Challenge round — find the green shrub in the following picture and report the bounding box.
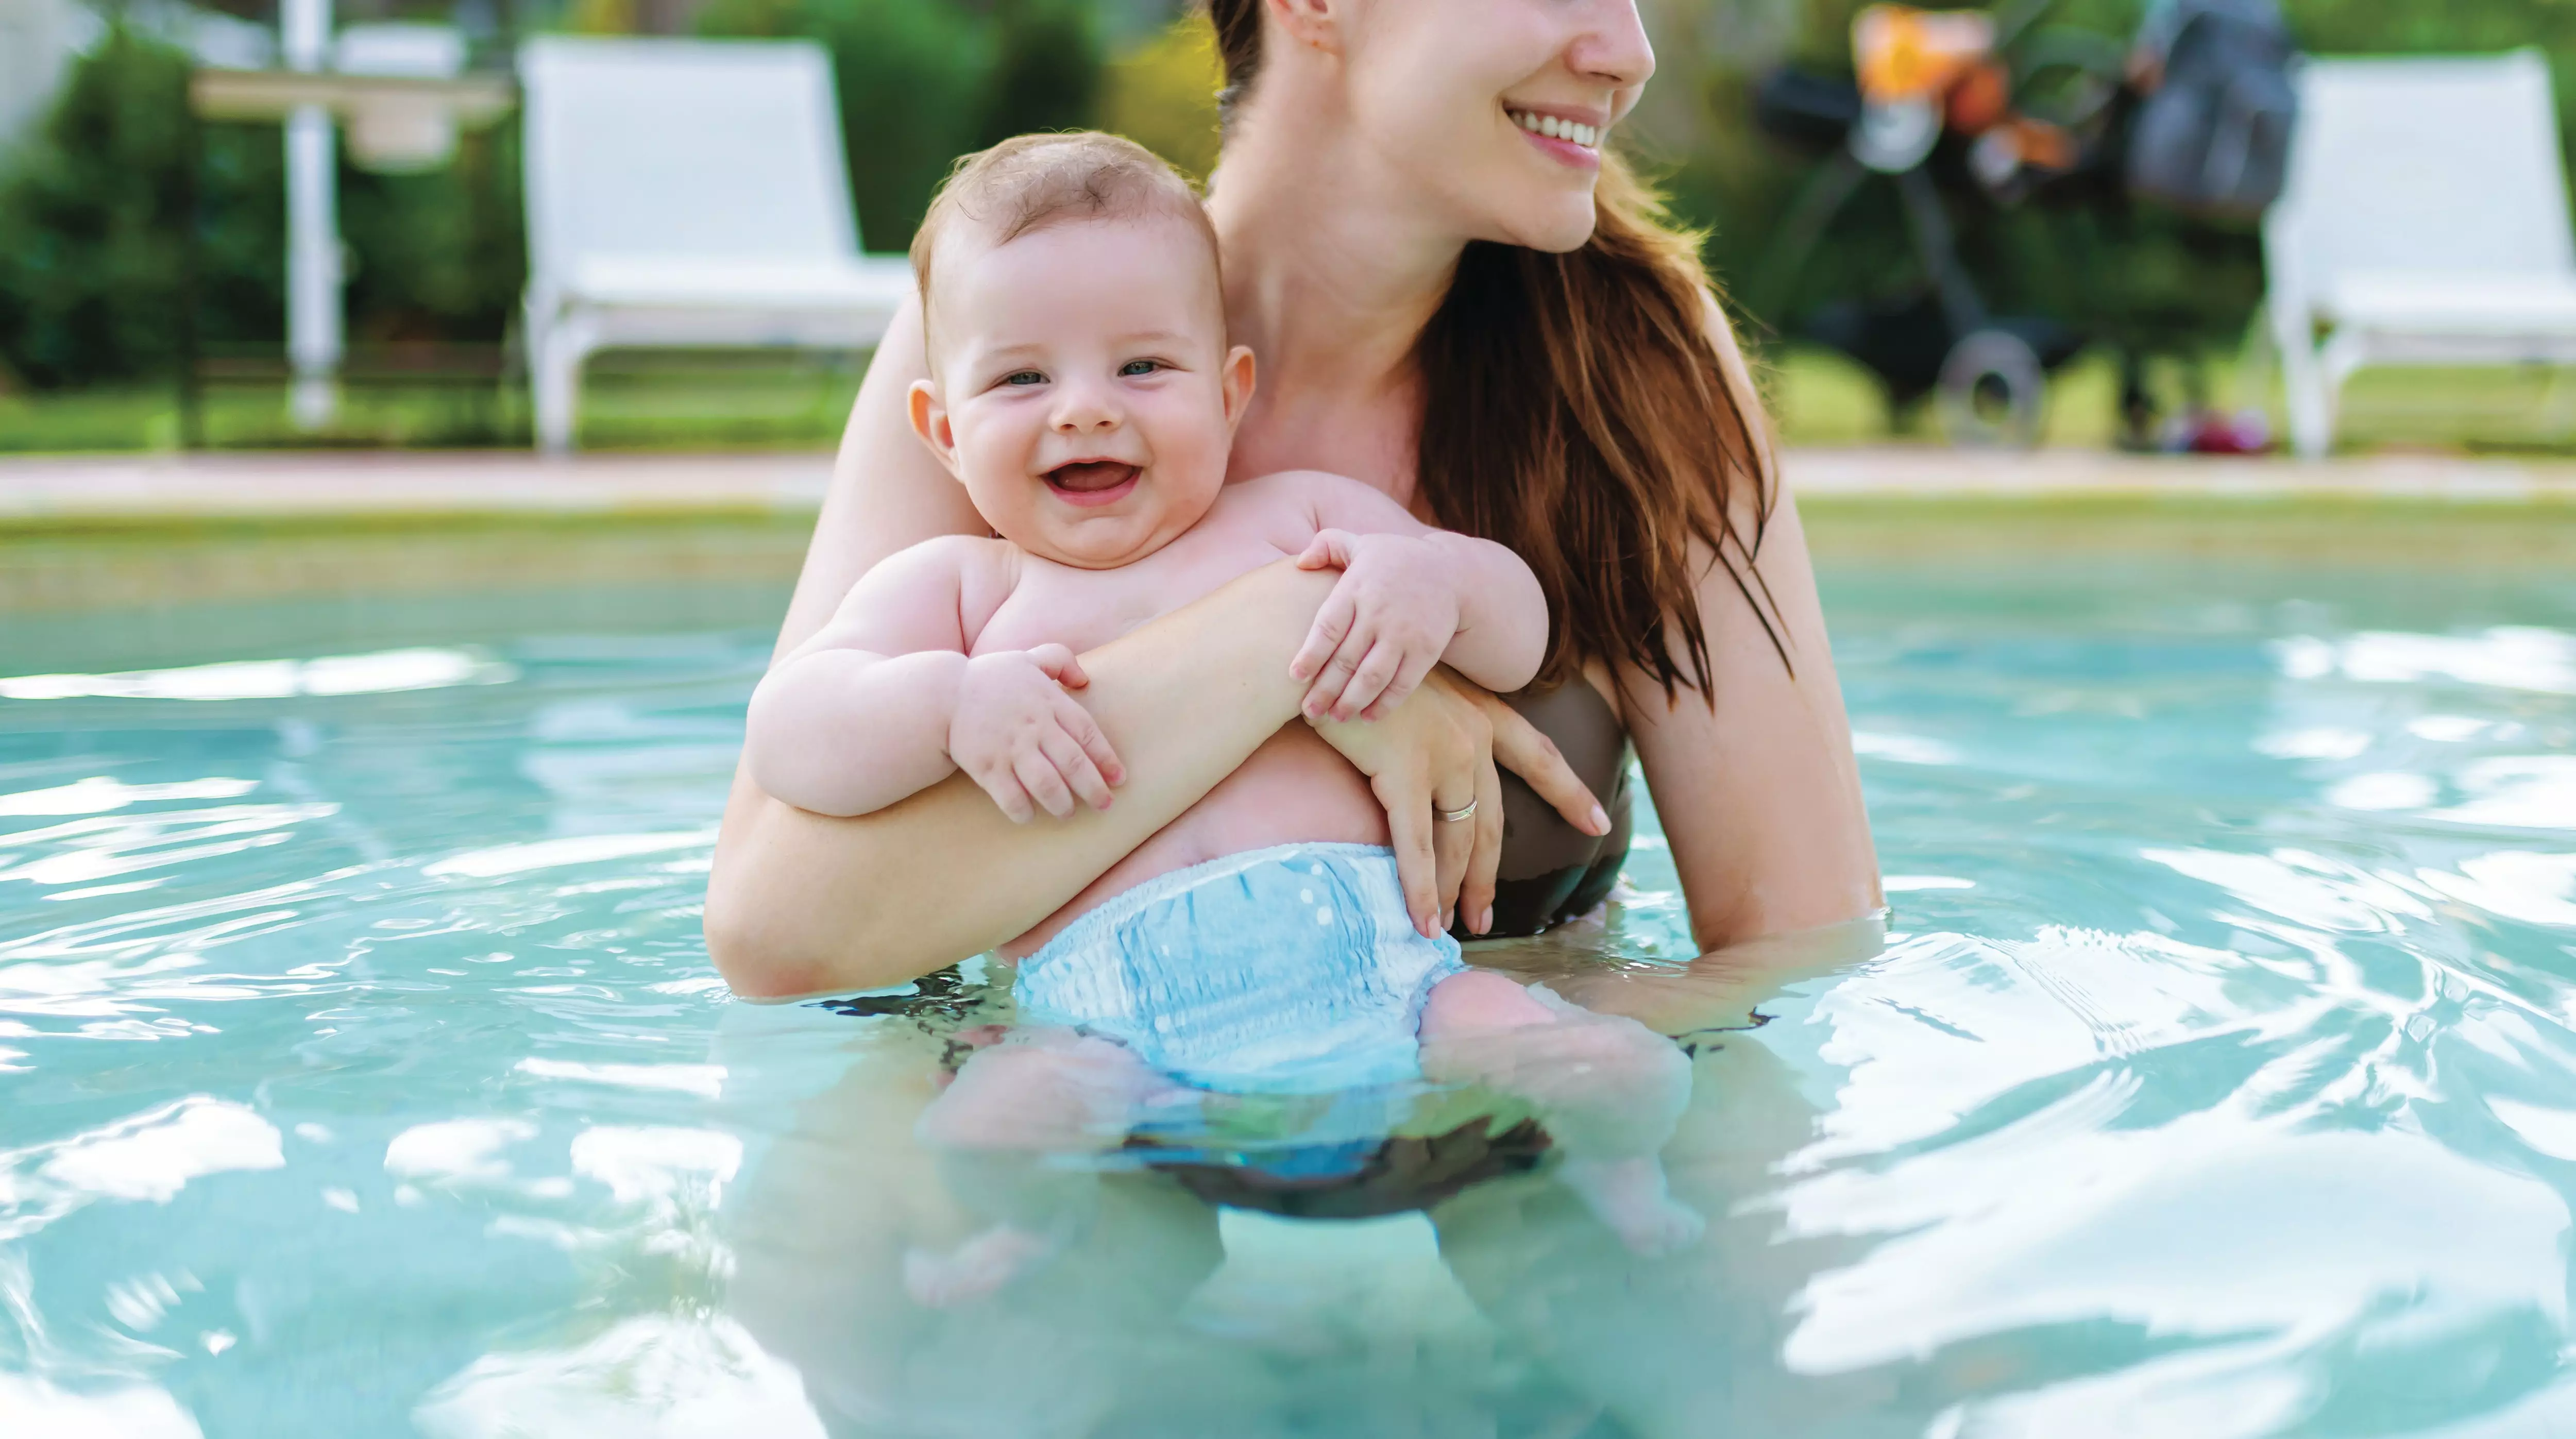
[979,0,1105,148]
[0,27,202,389]
[0,24,522,392]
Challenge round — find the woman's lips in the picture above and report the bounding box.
[1044,461,1141,507]
[1507,107,1605,171]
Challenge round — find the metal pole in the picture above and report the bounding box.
[282,0,341,432]
[177,99,206,450]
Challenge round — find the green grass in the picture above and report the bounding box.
[0,350,867,454]
[1762,342,2576,453]
[8,344,2576,456]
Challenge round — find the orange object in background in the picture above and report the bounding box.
[1854,5,1997,106]
[1946,60,2011,132]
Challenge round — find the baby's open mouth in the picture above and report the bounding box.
[1044,461,1141,507]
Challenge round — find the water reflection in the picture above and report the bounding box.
[2,565,2574,1434]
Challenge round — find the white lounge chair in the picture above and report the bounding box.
[2265,50,2576,458]
[518,36,913,453]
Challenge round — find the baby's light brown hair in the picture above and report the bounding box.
[911,131,1222,353]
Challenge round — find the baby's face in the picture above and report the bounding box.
[910,216,1252,570]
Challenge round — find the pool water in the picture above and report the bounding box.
[4,521,2575,1436]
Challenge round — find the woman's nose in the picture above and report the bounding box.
[1569,0,1655,90]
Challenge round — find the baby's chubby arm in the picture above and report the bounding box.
[744,536,1124,822]
[1245,470,1548,722]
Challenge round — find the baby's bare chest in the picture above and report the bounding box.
[970,527,1296,657]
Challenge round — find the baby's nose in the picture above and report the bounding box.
[1053,379,1122,431]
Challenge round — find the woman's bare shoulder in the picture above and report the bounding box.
[772,290,990,659]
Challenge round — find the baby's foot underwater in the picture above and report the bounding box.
[1557,1154,1707,1256]
[904,1224,1061,1308]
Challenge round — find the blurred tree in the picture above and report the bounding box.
[0,26,199,388]
[980,0,1105,146]
[567,0,640,32]
[1102,7,1221,180]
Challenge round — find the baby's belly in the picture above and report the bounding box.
[1001,724,1387,958]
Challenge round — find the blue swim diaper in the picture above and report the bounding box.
[1011,842,1464,1093]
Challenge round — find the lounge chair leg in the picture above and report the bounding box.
[2275,305,2332,460]
[531,316,591,455]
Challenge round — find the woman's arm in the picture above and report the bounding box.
[1621,490,1884,953]
[707,294,1604,995]
[709,560,1344,997]
[1617,296,1883,953]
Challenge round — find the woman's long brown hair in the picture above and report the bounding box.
[1209,0,1787,698]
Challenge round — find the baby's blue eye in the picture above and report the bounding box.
[1003,370,1045,386]
[1119,360,1162,377]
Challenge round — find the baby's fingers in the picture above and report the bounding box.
[1053,695,1126,792]
[1331,640,1405,721]
[1290,590,1358,685]
[1027,643,1089,689]
[1359,648,1443,722]
[1295,529,1358,572]
[1302,621,1381,720]
[968,763,1037,824]
[1038,724,1115,812]
[1011,750,1078,820]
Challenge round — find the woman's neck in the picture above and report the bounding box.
[1207,107,1465,456]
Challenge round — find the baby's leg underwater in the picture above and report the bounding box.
[1418,970,1704,1254]
[909,1028,1177,1306]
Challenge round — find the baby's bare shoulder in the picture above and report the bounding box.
[1222,468,1373,509]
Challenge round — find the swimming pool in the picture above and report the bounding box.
[3,502,2572,1436]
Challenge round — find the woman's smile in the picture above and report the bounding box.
[1506,105,1606,167]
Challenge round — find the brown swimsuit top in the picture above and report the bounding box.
[1472,679,1634,939]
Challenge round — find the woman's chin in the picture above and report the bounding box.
[1489,206,1601,256]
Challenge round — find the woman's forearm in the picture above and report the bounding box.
[707,560,1341,998]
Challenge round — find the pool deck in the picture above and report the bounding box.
[5,445,2576,522]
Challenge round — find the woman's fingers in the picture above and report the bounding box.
[1430,781,1475,932]
[1375,769,1442,937]
[1459,750,1506,935]
[1486,694,1610,835]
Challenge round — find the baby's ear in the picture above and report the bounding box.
[1220,345,1257,432]
[907,379,963,478]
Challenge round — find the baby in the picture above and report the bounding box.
[745,134,1699,1298]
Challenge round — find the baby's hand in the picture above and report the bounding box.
[947,646,1125,822]
[1290,530,1464,722]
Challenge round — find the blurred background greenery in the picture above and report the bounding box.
[3,0,2574,452]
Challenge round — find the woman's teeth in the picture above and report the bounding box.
[1511,110,1601,148]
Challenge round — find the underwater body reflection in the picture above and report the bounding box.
[707,919,1891,1439]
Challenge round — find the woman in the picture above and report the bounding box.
[705,0,1880,999]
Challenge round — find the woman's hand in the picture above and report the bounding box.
[1312,670,1610,938]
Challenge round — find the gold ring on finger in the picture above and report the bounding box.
[1435,798,1479,823]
